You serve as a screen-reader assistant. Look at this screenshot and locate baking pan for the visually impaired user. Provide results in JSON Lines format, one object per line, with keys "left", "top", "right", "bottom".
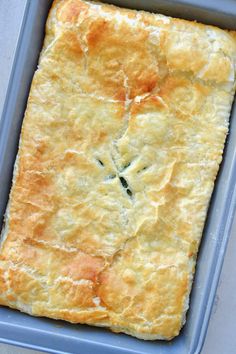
{"left": 0, "top": 0, "right": 236, "bottom": 353}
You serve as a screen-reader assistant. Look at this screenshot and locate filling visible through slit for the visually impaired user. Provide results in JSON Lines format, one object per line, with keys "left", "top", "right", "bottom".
{"left": 121, "top": 162, "right": 131, "bottom": 171}
{"left": 105, "top": 174, "right": 116, "bottom": 180}
{"left": 119, "top": 176, "right": 132, "bottom": 198}
{"left": 119, "top": 176, "right": 128, "bottom": 189}
{"left": 137, "top": 166, "right": 148, "bottom": 174}
{"left": 96, "top": 158, "right": 104, "bottom": 167}
{"left": 96, "top": 157, "right": 133, "bottom": 198}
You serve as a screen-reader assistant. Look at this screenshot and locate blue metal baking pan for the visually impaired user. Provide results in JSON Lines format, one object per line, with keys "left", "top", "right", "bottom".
{"left": 0, "top": 0, "right": 236, "bottom": 353}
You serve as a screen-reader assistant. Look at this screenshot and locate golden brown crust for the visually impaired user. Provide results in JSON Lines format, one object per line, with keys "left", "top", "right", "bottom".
{"left": 1, "top": 0, "right": 236, "bottom": 340}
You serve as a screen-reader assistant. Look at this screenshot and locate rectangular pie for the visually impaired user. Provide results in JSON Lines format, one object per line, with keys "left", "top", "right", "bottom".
{"left": 0, "top": 0, "right": 236, "bottom": 340}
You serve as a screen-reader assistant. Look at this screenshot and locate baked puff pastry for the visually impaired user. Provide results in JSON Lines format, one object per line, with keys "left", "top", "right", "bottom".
{"left": 0, "top": 0, "right": 236, "bottom": 340}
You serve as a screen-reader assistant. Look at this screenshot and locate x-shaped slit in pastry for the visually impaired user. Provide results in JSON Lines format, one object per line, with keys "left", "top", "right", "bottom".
{"left": 96, "top": 158, "right": 133, "bottom": 198}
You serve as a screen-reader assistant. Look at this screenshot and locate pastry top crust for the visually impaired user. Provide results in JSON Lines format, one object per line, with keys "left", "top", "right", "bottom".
{"left": 0, "top": 0, "right": 236, "bottom": 340}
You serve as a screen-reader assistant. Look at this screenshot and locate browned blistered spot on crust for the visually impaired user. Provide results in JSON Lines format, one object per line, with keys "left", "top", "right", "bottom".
{"left": 57, "top": 31, "right": 83, "bottom": 59}
{"left": 24, "top": 239, "right": 104, "bottom": 282}
{"left": 87, "top": 18, "right": 159, "bottom": 99}
{"left": 87, "top": 19, "right": 109, "bottom": 47}
{"left": 8, "top": 268, "right": 47, "bottom": 303}
{"left": 131, "top": 95, "right": 165, "bottom": 116}
{"left": 59, "top": 151, "right": 95, "bottom": 170}
{"left": 51, "top": 280, "right": 96, "bottom": 308}
{"left": 0, "top": 269, "right": 7, "bottom": 293}
{"left": 34, "top": 306, "right": 108, "bottom": 324}
{"left": 97, "top": 131, "right": 107, "bottom": 143}
{"left": 61, "top": 257, "right": 103, "bottom": 282}
{"left": 57, "top": 0, "right": 89, "bottom": 24}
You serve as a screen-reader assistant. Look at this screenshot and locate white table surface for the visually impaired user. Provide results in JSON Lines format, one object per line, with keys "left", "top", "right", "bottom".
{"left": 0, "top": 1, "right": 236, "bottom": 353}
